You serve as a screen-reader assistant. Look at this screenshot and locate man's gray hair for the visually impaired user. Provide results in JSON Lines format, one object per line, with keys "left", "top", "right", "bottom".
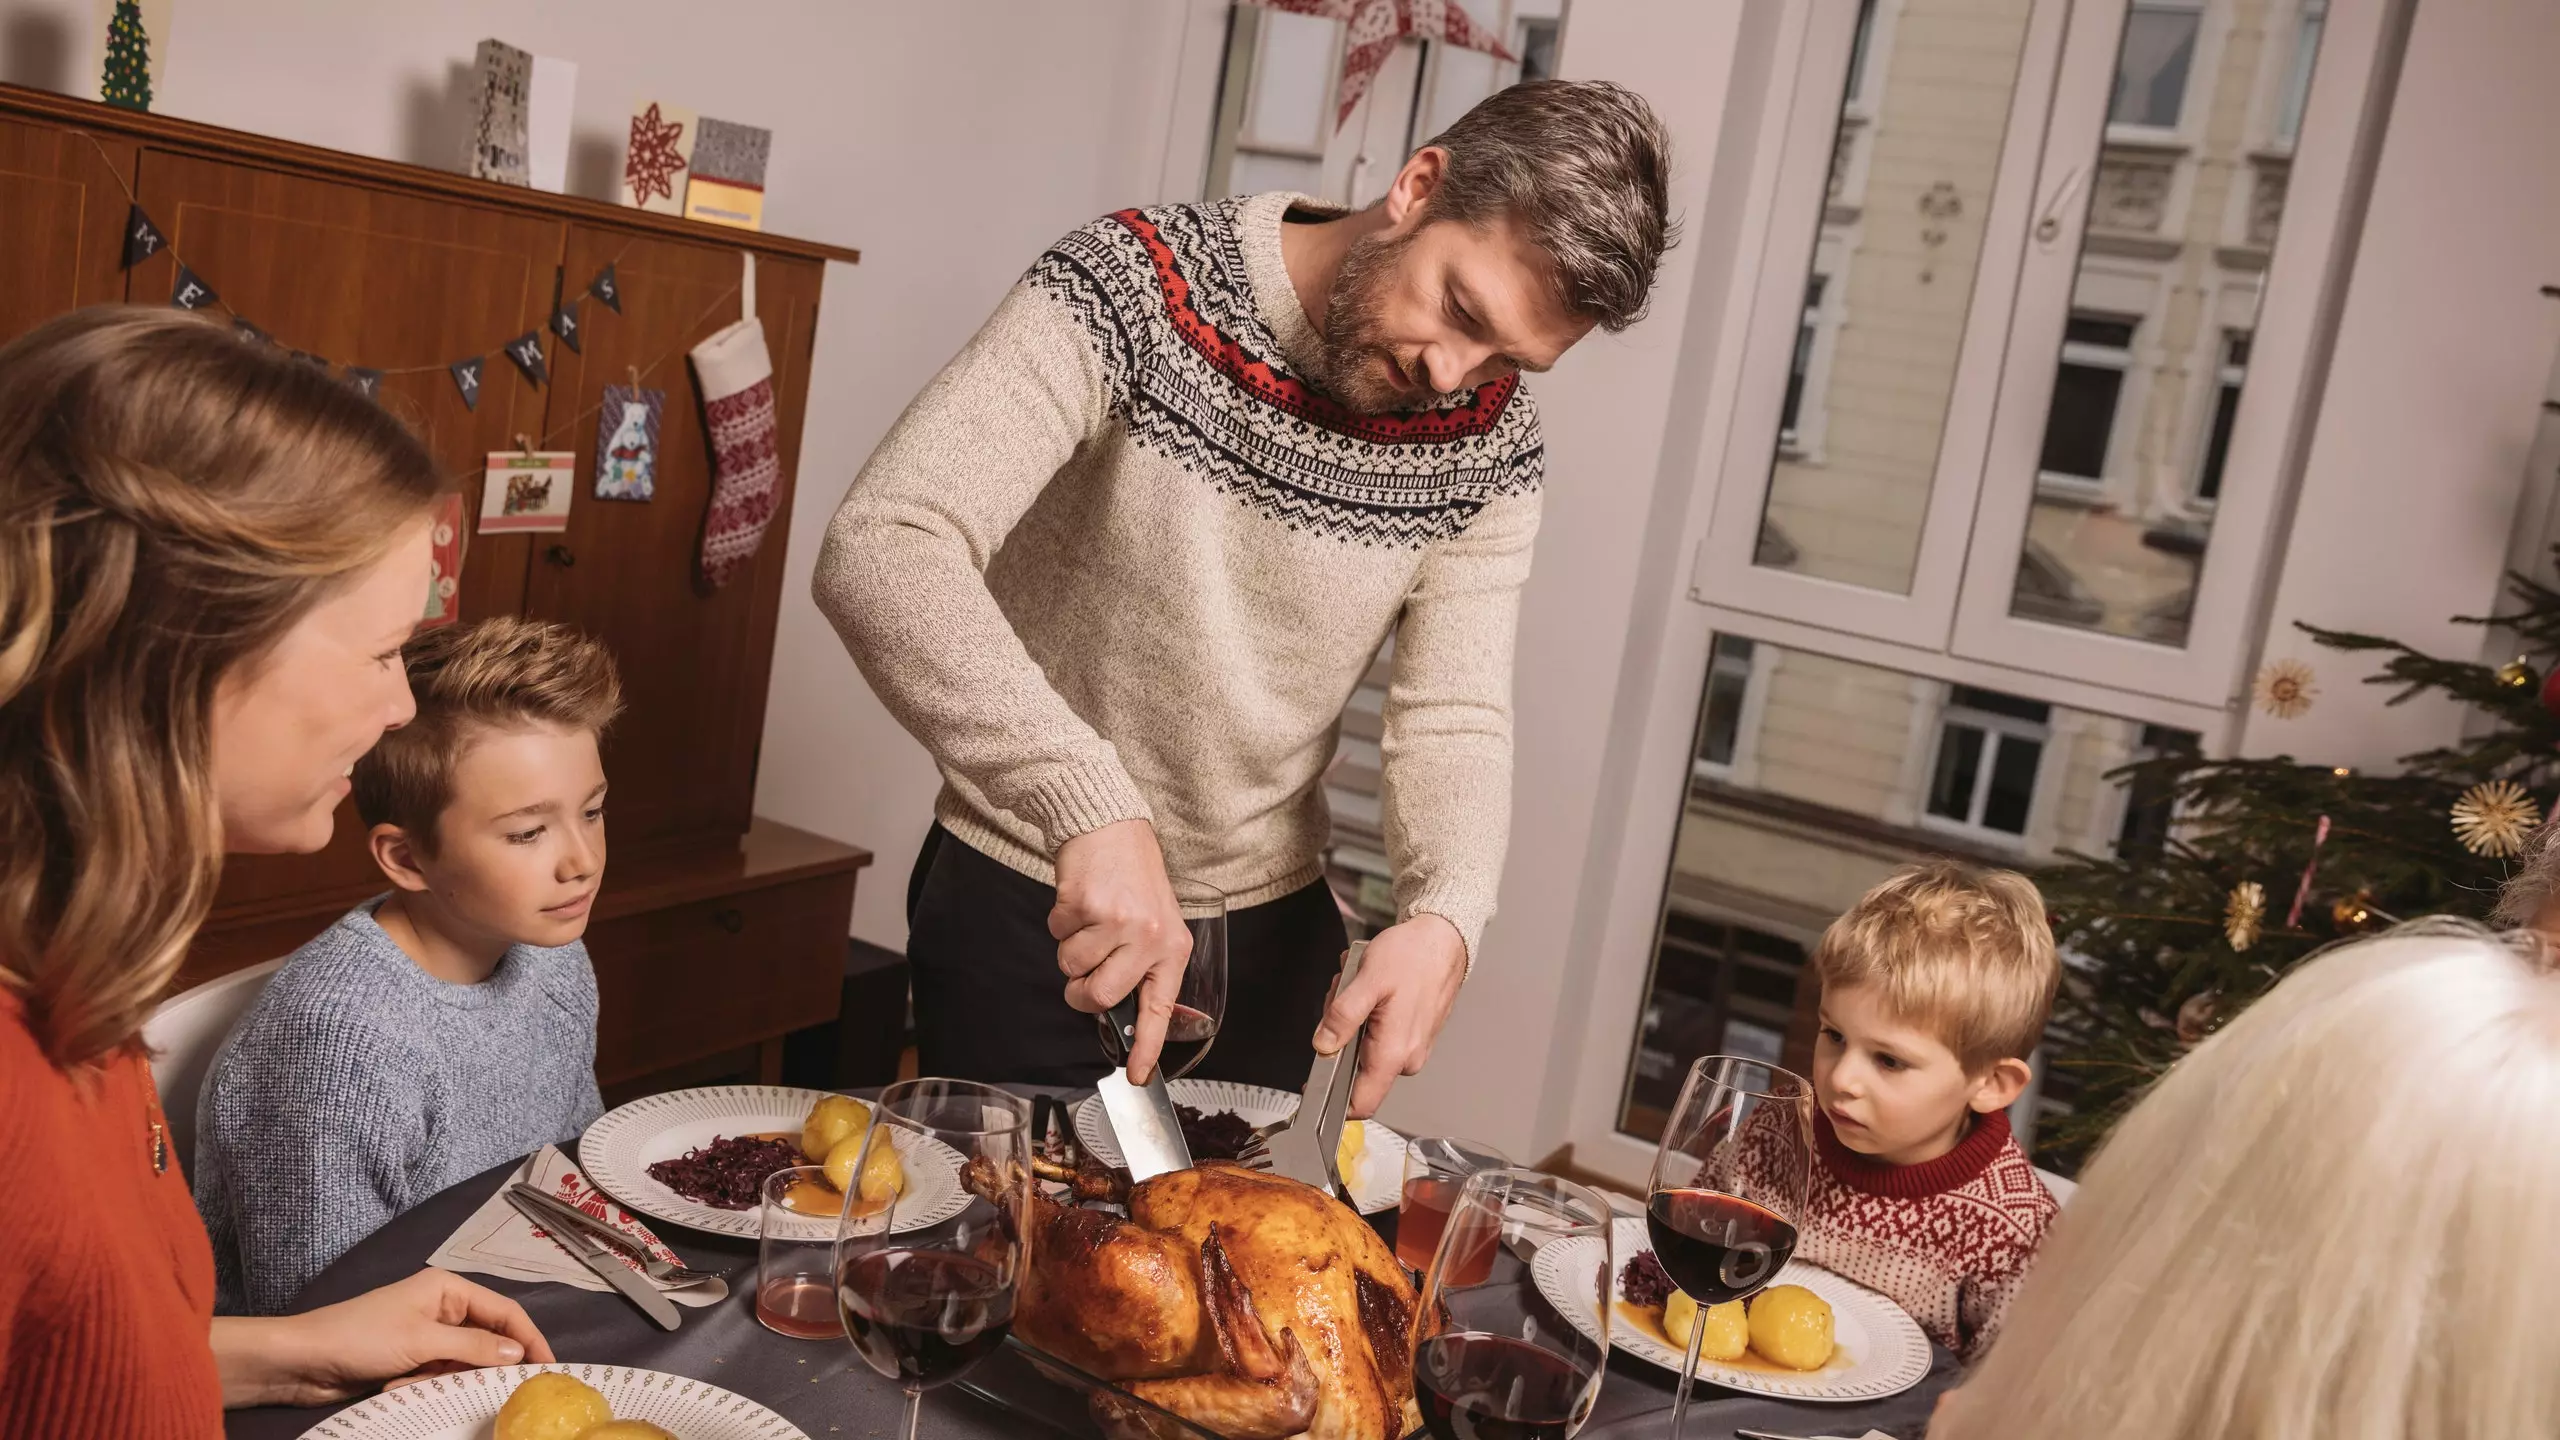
{"left": 2494, "top": 817, "right": 2560, "bottom": 928}
{"left": 1419, "top": 79, "right": 1676, "bottom": 333}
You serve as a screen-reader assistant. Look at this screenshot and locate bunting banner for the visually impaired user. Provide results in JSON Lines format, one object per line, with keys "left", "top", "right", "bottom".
{"left": 550, "top": 303, "right": 582, "bottom": 354}
{"left": 171, "top": 265, "right": 216, "bottom": 310}
{"left": 501, "top": 330, "right": 549, "bottom": 388}
{"left": 345, "top": 367, "right": 384, "bottom": 399}
{"left": 121, "top": 203, "right": 166, "bottom": 268}
{"left": 450, "top": 356, "right": 485, "bottom": 411}
{"left": 590, "top": 263, "right": 621, "bottom": 313}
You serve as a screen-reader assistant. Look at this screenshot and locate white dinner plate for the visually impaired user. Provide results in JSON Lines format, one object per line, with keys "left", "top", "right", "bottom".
{"left": 580, "top": 1085, "right": 969, "bottom": 1241}
{"left": 295, "top": 1363, "right": 806, "bottom": 1439}
{"left": 1530, "top": 1216, "right": 1932, "bottom": 1405}
{"left": 1071, "top": 1078, "right": 1409, "bottom": 1215}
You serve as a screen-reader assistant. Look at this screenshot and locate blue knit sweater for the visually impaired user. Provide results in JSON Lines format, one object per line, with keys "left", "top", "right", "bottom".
{"left": 192, "top": 897, "right": 603, "bottom": 1315}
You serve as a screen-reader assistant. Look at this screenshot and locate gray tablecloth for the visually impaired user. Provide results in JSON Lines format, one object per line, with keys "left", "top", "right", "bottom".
{"left": 223, "top": 1086, "right": 1957, "bottom": 1439}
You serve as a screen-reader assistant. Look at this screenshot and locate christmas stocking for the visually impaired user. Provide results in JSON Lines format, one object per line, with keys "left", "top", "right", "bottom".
{"left": 692, "top": 254, "right": 782, "bottom": 590}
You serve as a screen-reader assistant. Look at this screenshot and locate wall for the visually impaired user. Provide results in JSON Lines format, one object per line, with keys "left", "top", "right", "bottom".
{"left": 2236, "top": 0, "right": 2560, "bottom": 767}
{"left": 0, "top": 0, "right": 1228, "bottom": 948}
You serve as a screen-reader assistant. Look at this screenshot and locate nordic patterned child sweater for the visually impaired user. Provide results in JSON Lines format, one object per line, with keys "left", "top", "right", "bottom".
{"left": 813, "top": 191, "right": 1544, "bottom": 960}
{"left": 1760, "top": 1107, "right": 2058, "bottom": 1362}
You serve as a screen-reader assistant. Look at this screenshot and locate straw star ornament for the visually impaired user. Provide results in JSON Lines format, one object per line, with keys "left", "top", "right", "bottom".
{"left": 1240, "top": 0, "right": 1516, "bottom": 128}
{"left": 2451, "top": 779, "right": 2540, "bottom": 858}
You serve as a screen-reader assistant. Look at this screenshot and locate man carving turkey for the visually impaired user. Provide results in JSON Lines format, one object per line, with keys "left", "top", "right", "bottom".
{"left": 815, "top": 81, "right": 1674, "bottom": 1110}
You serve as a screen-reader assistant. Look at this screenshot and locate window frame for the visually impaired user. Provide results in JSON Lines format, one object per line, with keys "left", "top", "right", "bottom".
{"left": 1917, "top": 689, "right": 2054, "bottom": 845}
{"left": 2035, "top": 312, "right": 2140, "bottom": 502}
{"left": 1690, "top": 635, "right": 1775, "bottom": 784}
{"left": 2103, "top": 0, "right": 2210, "bottom": 144}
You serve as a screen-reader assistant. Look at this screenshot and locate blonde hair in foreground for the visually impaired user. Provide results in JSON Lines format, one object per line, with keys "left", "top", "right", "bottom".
{"left": 1932, "top": 921, "right": 2560, "bottom": 1440}
{"left": 1812, "top": 860, "right": 2056, "bottom": 1071}
{"left": 0, "top": 307, "right": 441, "bottom": 1069}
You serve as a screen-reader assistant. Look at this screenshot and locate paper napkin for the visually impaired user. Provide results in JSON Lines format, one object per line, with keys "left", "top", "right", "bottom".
{"left": 428, "top": 1144, "right": 727, "bottom": 1307}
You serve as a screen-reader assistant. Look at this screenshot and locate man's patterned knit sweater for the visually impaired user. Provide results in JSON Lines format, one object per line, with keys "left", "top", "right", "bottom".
{"left": 813, "top": 191, "right": 1544, "bottom": 959}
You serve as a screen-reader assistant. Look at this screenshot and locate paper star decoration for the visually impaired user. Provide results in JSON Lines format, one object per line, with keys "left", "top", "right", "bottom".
{"left": 1240, "top": 0, "right": 1517, "bottom": 129}
{"left": 624, "top": 103, "right": 690, "bottom": 207}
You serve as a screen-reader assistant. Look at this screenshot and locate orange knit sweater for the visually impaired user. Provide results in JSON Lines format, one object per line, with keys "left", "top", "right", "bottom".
{"left": 0, "top": 992, "right": 222, "bottom": 1439}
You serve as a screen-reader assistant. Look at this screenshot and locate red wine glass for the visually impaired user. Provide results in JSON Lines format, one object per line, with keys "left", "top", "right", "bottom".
{"left": 833, "top": 1078, "right": 1031, "bottom": 1440}
{"left": 1409, "top": 1166, "right": 1615, "bottom": 1440}
{"left": 1645, "top": 1055, "right": 1813, "bottom": 1440}
{"left": 1095, "top": 878, "right": 1227, "bottom": 1079}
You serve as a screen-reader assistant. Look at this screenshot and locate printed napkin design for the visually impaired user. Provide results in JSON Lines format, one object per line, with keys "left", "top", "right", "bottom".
{"left": 428, "top": 1144, "right": 727, "bottom": 1306}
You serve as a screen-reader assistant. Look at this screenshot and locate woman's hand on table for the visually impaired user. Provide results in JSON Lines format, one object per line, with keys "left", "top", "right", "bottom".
{"left": 213, "top": 1269, "right": 555, "bottom": 1409}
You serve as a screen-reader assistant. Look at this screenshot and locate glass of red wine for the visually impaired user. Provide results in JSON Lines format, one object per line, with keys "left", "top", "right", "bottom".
{"left": 1409, "top": 1166, "right": 1615, "bottom": 1440}
{"left": 1095, "top": 878, "right": 1227, "bottom": 1079}
{"left": 833, "top": 1078, "right": 1031, "bottom": 1440}
{"left": 1645, "top": 1055, "right": 1813, "bottom": 1440}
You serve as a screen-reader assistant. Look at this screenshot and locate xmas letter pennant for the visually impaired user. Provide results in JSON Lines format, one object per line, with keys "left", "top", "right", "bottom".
{"left": 502, "top": 330, "right": 548, "bottom": 387}
{"left": 232, "top": 318, "right": 271, "bottom": 346}
{"left": 345, "top": 367, "right": 384, "bottom": 400}
{"left": 589, "top": 263, "right": 621, "bottom": 313}
{"left": 450, "top": 356, "right": 485, "bottom": 411}
{"left": 121, "top": 204, "right": 166, "bottom": 267}
{"left": 550, "top": 302, "right": 582, "bottom": 354}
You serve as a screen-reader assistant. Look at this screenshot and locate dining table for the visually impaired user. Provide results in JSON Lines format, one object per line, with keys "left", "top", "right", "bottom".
{"left": 223, "top": 1083, "right": 1959, "bottom": 1440}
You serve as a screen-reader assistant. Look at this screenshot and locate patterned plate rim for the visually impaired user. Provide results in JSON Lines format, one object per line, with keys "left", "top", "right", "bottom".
{"left": 1070, "top": 1079, "right": 1409, "bottom": 1214}
{"left": 1529, "top": 1219, "right": 1931, "bottom": 1405}
{"left": 579, "top": 1085, "right": 970, "bottom": 1239}
{"left": 295, "top": 1361, "right": 809, "bottom": 1439}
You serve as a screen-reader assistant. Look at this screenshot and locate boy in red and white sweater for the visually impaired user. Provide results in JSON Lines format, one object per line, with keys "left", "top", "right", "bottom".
{"left": 1786, "top": 861, "right": 2061, "bottom": 1362}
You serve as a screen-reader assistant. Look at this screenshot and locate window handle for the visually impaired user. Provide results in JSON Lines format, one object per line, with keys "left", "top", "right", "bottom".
{"left": 2033, "top": 164, "right": 2088, "bottom": 245}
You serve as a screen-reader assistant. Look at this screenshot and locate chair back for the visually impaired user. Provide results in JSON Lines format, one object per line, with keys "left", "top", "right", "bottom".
{"left": 144, "top": 959, "right": 284, "bottom": 1175}
{"left": 2034, "top": 1165, "right": 2078, "bottom": 1206}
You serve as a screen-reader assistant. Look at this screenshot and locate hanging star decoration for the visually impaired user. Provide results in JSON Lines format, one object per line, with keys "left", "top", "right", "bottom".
{"left": 2251, "top": 658, "right": 2317, "bottom": 719}
{"left": 1241, "top": 0, "right": 1516, "bottom": 129}
{"left": 623, "top": 102, "right": 691, "bottom": 207}
{"left": 2451, "top": 779, "right": 2541, "bottom": 858}
{"left": 2224, "top": 880, "right": 2265, "bottom": 952}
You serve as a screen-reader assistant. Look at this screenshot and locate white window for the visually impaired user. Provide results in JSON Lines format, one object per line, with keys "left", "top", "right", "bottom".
{"left": 1778, "top": 276, "right": 1828, "bottom": 450}
{"left": 2037, "top": 315, "right": 2136, "bottom": 498}
{"left": 1692, "top": 636, "right": 1760, "bottom": 777}
{"left": 2273, "top": 0, "right": 2327, "bottom": 149}
{"left": 2109, "top": 0, "right": 2204, "bottom": 134}
{"left": 1922, "top": 686, "right": 2052, "bottom": 842}
{"left": 2193, "top": 332, "right": 2250, "bottom": 502}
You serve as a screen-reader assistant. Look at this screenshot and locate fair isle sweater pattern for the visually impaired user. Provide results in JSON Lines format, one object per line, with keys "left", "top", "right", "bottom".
{"left": 1024, "top": 197, "right": 1544, "bottom": 549}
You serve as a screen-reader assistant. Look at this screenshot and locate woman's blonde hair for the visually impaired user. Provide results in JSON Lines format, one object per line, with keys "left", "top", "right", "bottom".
{"left": 0, "top": 307, "right": 442, "bottom": 1069}
{"left": 1934, "top": 920, "right": 2560, "bottom": 1440}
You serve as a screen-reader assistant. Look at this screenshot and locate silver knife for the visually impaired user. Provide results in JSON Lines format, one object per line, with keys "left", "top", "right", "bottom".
{"left": 504, "top": 1188, "right": 681, "bottom": 1331}
{"left": 1265, "top": 941, "right": 1368, "bottom": 1198}
{"left": 1095, "top": 990, "right": 1196, "bottom": 1181}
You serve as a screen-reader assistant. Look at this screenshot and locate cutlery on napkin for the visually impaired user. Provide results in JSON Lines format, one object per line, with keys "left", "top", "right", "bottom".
{"left": 427, "top": 1144, "right": 728, "bottom": 1307}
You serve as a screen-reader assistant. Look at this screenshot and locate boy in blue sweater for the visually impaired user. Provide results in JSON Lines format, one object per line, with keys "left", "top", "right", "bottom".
{"left": 196, "top": 617, "right": 621, "bottom": 1315}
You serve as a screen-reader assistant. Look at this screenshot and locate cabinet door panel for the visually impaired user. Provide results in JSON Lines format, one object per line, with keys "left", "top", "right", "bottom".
{"left": 526, "top": 231, "right": 823, "bottom": 852}
{"left": 127, "top": 151, "right": 568, "bottom": 915}
{"left": 0, "top": 117, "right": 134, "bottom": 345}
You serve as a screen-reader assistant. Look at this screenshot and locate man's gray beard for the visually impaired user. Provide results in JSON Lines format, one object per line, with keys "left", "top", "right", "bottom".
{"left": 1318, "top": 227, "right": 1431, "bottom": 415}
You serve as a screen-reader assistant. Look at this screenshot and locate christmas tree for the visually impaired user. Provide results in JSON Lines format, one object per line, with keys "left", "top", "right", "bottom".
{"left": 101, "top": 0, "right": 152, "bottom": 113}
{"left": 2033, "top": 562, "right": 2560, "bottom": 1170}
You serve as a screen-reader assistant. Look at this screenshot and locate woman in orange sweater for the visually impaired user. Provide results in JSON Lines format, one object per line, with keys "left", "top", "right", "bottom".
{"left": 0, "top": 308, "right": 555, "bottom": 1438}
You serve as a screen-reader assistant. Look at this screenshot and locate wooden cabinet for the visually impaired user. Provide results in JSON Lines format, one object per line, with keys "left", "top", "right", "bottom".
{"left": 0, "top": 85, "right": 871, "bottom": 1089}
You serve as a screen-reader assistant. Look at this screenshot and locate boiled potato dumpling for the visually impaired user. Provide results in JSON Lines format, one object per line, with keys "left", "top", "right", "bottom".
{"left": 577, "top": 1423, "right": 678, "bottom": 1440}
{"left": 1336, "top": 1119, "right": 1366, "bottom": 1179}
{"left": 493, "top": 1372, "right": 612, "bottom": 1440}
{"left": 1662, "top": 1291, "right": 1748, "bottom": 1362}
{"left": 1746, "top": 1283, "right": 1835, "bottom": 1371}
{"left": 821, "top": 1129, "right": 905, "bottom": 1203}
{"left": 802, "top": 1095, "right": 872, "bottom": 1162}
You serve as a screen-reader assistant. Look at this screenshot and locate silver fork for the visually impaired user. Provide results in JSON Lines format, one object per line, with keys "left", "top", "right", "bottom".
{"left": 508, "top": 1183, "right": 730, "bottom": 1288}
{"left": 1232, "top": 1114, "right": 1291, "bottom": 1171}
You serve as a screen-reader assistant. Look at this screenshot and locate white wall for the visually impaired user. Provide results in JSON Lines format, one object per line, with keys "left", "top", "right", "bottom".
{"left": 2234, "top": 0, "right": 2560, "bottom": 767}
{"left": 0, "top": 0, "right": 1228, "bottom": 948}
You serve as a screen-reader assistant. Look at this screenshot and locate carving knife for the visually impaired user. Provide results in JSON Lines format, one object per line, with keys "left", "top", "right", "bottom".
{"left": 504, "top": 1188, "right": 681, "bottom": 1331}
{"left": 1095, "top": 990, "right": 1196, "bottom": 1181}
{"left": 1265, "top": 940, "right": 1368, "bottom": 1199}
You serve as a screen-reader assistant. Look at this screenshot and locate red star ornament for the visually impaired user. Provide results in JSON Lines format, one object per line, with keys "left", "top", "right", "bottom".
{"left": 1241, "top": 0, "right": 1518, "bottom": 129}
{"left": 624, "top": 103, "right": 690, "bottom": 207}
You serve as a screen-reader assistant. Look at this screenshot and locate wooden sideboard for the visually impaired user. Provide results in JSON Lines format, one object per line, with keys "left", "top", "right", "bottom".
{"left": 0, "top": 85, "right": 871, "bottom": 1088}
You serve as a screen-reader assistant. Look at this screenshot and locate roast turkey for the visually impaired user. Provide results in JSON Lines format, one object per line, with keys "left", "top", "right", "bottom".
{"left": 969, "top": 1158, "right": 1419, "bottom": 1440}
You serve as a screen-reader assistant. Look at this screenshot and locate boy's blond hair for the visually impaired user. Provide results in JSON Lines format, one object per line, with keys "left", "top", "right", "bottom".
{"left": 1813, "top": 861, "right": 2058, "bottom": 1072}
{"left": 352, "top": 617, "right": 622, "bottom": 854}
